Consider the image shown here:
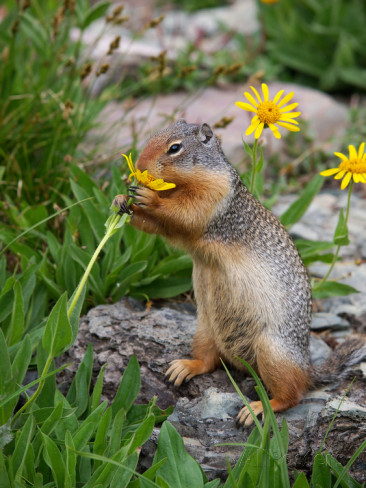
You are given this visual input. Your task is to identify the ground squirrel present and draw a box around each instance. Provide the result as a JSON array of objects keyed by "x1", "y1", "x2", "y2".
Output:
[{"x1": 114, "y1": 119, "x2": 366, "y2": 426}]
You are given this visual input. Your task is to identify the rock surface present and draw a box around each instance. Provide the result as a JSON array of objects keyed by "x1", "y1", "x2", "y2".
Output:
[{"x1": 62, "y1": 294, "x2": 366, "y2": 483}]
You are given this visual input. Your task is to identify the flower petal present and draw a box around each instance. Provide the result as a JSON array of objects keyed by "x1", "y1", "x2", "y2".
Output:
[
  {"x1": 358, "y1": 142, "x2": 365, "y2": 159},
  {"x1": 235, "y1": 101, "x2": 257, "y2": 113},
  {"x1": 244, "y1": 92, "x2": 259, "y2": 107},
  {"x1": 280, "y1": 116, "x2": 299, "y2": 125},
  {"x1": 334, "y1": 170, "x2": 346, "y2": 179},
  {"x1": 353, "y1": 173, "x2": 361, "y2": 183},
  {"x1": 245, "y1": 119, "x2": 261, "y2": 135},
  {"x1": 254, "y1": 122, "x2": 264, "y2": 139},
  {"x1": 320, "y1": 168, "x2": 341, "y2": 176},
  {"x1": 250, "y1": 86, "x2": 262, "y2": 104},
  {"x1": 359, "y1": 174, "x2": 366, "y2": 183},
  {"x1": 341, "y1": 171, "x2": 352, "y2": 190},
  {"x1": 123, "y1": 153, "x2": 135, "y2": 174},
  {"x1": 334, "y1": 151, "x2": 348, "y2": 162},
  {"x1": 276, "y1": 121, "x2": 300, "y2": 132},
  {"x1": 277, "y1": 91, "x2": 294, "y2": 108},
  {"x1": 280, "y1": 111, "x2": 301, "y2": 118},
  {"x1": 268, "y1": 123, "x2": 281, "y2": 139},
  {"x1": 279, "y1": 103, "x2": 299, "y2": 113},
  {"x1": 148, "y1": 179, "x2": 176, "y2": 190},
  {"x1": 261, "y1": 83, "x2": 269, "y2": 101},
  {"x1": 349, "y1": 145, "x2": 357, "y2": 160},
  {"x1": 272, "y1": 89, "x2": 284, "y2": 104}
]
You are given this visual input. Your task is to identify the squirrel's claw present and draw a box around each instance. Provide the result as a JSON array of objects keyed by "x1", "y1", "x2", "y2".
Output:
[
  {"x1": 236, "y1": 401, "x2": 264, "y2": 428},
  {"x1": 112, "y1": 194, "x2": 132, "y2": 215},
  {"x1": 165, "y1": 358, "x2": 212, "y2": 386}
]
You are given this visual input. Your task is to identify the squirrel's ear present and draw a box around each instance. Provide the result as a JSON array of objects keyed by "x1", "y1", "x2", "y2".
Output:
[
  {"x1": 198, "y1": 123, "x2": 214, "y2": 145},
  {"x1": 176, "y1": 118, "x2": 187, "y2": 125}
]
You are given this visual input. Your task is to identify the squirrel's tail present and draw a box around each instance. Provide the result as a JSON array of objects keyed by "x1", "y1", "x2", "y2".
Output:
[{"x1": 311, "y1": 337, "x2": 366, "y2": 387}]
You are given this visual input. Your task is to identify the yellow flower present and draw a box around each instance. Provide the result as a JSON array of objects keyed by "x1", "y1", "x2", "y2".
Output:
[
  {"x1": 261, "y1": 0, "x2": 279, "y2": 3},
  {"x1": 320, "y1": 143, "x2": 366, "y2": 190},
  {"x1": 236, "y1": 83, "x2": 301, "y2": 139},
  {"x1": 123, "y1": 153, "x2": 176, "y2": 191}
]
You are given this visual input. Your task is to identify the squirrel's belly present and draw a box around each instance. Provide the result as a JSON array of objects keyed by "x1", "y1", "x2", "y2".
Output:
[{"x1": 192, "y1": 247, "x2": 311, "y2": 367}]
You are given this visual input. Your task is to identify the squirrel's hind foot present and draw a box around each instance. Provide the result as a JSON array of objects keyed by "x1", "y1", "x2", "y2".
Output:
[
  {"x1": 165, "y1": 359, "x2": 213, "y2": 386},
  {"x1": 236, "y1": 398, "x2": 297, "y2": 428}
]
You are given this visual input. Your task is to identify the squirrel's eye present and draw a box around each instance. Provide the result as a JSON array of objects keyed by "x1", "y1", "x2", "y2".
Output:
[{"x1": 168, "y1": 143, "x2": 182, "y2": 155}]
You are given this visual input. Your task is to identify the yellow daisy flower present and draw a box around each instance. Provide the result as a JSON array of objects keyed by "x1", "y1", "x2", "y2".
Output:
[
  {"x1": 123, "y1": 153, "x2": 176, "y2": 191},
  {"x1": 235, "y1": 83, "x2": 301, "y2": 139},
  {"x1": 320, "y1": 143, "x2": 366, "y2": 190},
  {"x1": 261, "y1": 0, "x2": 279, "y2": 3}
]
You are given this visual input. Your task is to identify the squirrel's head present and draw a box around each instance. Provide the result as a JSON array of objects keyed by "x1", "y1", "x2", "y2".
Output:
[{"x1": 136, "y1": 119, "x2": 227, "y2": 185}]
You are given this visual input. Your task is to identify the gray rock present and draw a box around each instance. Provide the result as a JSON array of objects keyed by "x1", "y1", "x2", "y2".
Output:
[
  {"x1": 310, "y1": 313, "x2": 350, "y2": 331},
  {"x1": 62, "y1": 297, "x2": 366, "y2": 483},
  {"x1": 309, "y1": 335, "x2": 332, "y2": 366}
]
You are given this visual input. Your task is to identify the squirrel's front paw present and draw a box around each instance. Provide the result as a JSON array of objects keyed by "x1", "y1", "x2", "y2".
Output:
[
  {"x1": 112, "y1": 194, "x2": 132, "y2": 215},
  {"x1": 165, "y1": 359, "x2": 211, "y2": 386},
  {"x1": 129, "y1": 186, "x2": 160, "y2": 211}
]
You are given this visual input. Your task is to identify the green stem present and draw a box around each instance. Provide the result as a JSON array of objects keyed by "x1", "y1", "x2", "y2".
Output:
[
  {"x1": 12, "y1": 353, "x2": 54, "y2": 424},
  {"x1": 12, "y1": 211, "x2": 127, "y2": 424},
  {"x1": 315, "y1": 181, "x2": 353, "y2": 289},
  {"x1": 67, "y1": 212, "x2": 127, "y2": 318},
  {"x1": 250, "y1": 139, "x2": 258, "y2": 194}
]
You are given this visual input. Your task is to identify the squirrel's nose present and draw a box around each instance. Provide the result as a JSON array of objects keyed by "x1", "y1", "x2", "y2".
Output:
[{"x1": 135, "y1": 157, "x2": 147, "y2": 172}]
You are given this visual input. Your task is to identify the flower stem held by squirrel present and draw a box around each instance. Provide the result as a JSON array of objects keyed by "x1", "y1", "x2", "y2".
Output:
[{"x1": 12, "y1": 206, "x2": 130, "y2": 424}]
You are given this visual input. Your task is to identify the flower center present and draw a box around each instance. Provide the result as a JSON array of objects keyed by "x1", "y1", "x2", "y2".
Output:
[
  {"x1": 257, "y1": 101, "x2": 281, "y2": 124},
  {"x1": 339, "y1": 158, "x2": 366, "y2": 173}
]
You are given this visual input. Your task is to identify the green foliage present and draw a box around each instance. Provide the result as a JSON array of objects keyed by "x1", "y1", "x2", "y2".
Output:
[
  {"x1": 1, "y1": 345, "x2": 173, "y2": 487},
  {"x1": 0, "y1": 0, "x2": 106, "y2": 210},
  {"x1": 220, "y1": 358, "x2": 364, "y2": 488},
  {"x1": 258, "y1": 0, "x2": 366, "y2": 92}
]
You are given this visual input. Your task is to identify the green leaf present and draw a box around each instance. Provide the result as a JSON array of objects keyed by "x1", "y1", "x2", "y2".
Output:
[
  {"x1": 7, "y1": 281, "x2": 24, "y2": 346},
  {"x1": 129, "y1": 458, "x2": 167, "y2": 488},
  {"x1": 128, "y1": 414, "x2": 155, "y2": 454},
  {"x1": 65, "y1": 431, "x2": 76, "y2": 488},
  {"x1": 13, "y1": 414, "x2": 35, "y2": 481},
  {"x1": 325, "y1": 453, "x2": 362, "y2": 488},
  {"x1": 136, "y1": 277, "x2": 192, "y2": 300},
  {"x1": 109, "y1": 408, "x2": 126, "y2": 457},
  {"x1": 112, "y1": 355, "x2": 141, "y2": 417},
  {"x1": 90, "y1": 363, "x2": 107, "y2": 412},
  {"x1": 310, "y1": 453, "x2": 331, "y2": 488},
  {"x1": 292, "y1": 472, "x2": 309, "y2": 488},
  {"x1": 93, "y1": 407, "x2": 112, "y2": 470},
  {"x1": 155, "y1": 421, "x2": 204, "y2": 488},
  {"x1": 42, "y1": 292, "x2": 72, "y2": 357},
  {"x1": 110, "y1": 452, "x2": 139, "y2": 488},
  {"x1": 67, "y1": 285, "x2": 86, "y2": 344},
  {"x1": 280, "y1": 175, "x2": 323, "y2": 228},
  {"x1": 0, "y1": 288, "x2": 13, "y2": 324},
  {"x1": 151, "y1": 254, "x2": 193, "y2": 276},
  {"x1": 204, "y1": 480, "x2": 221, "y2": 488},
  {"x1": 312, "y1": 281, "x2": 359, "y2": 299},
  {"x1": 42, "y1": 432, "x2": 66, "y2": 488},
  {"x1": 0, "y1": 329, "x2": 12, "y2": 424},
  {"x1": 333, "y1": 209, "x2": 350, "y2": 246},
  {"x1": 66, "y1": 343, "x2": 94, "y2": 417},
  {"x1": 83, "y1": 2, "x2": 110, "y2": 29},
  {"x1": 111, "y1": 261, "x2": 148, "y2": 300},
  {"x1": 72, "y1": 401, "x2": 108, "y2": 451}
]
